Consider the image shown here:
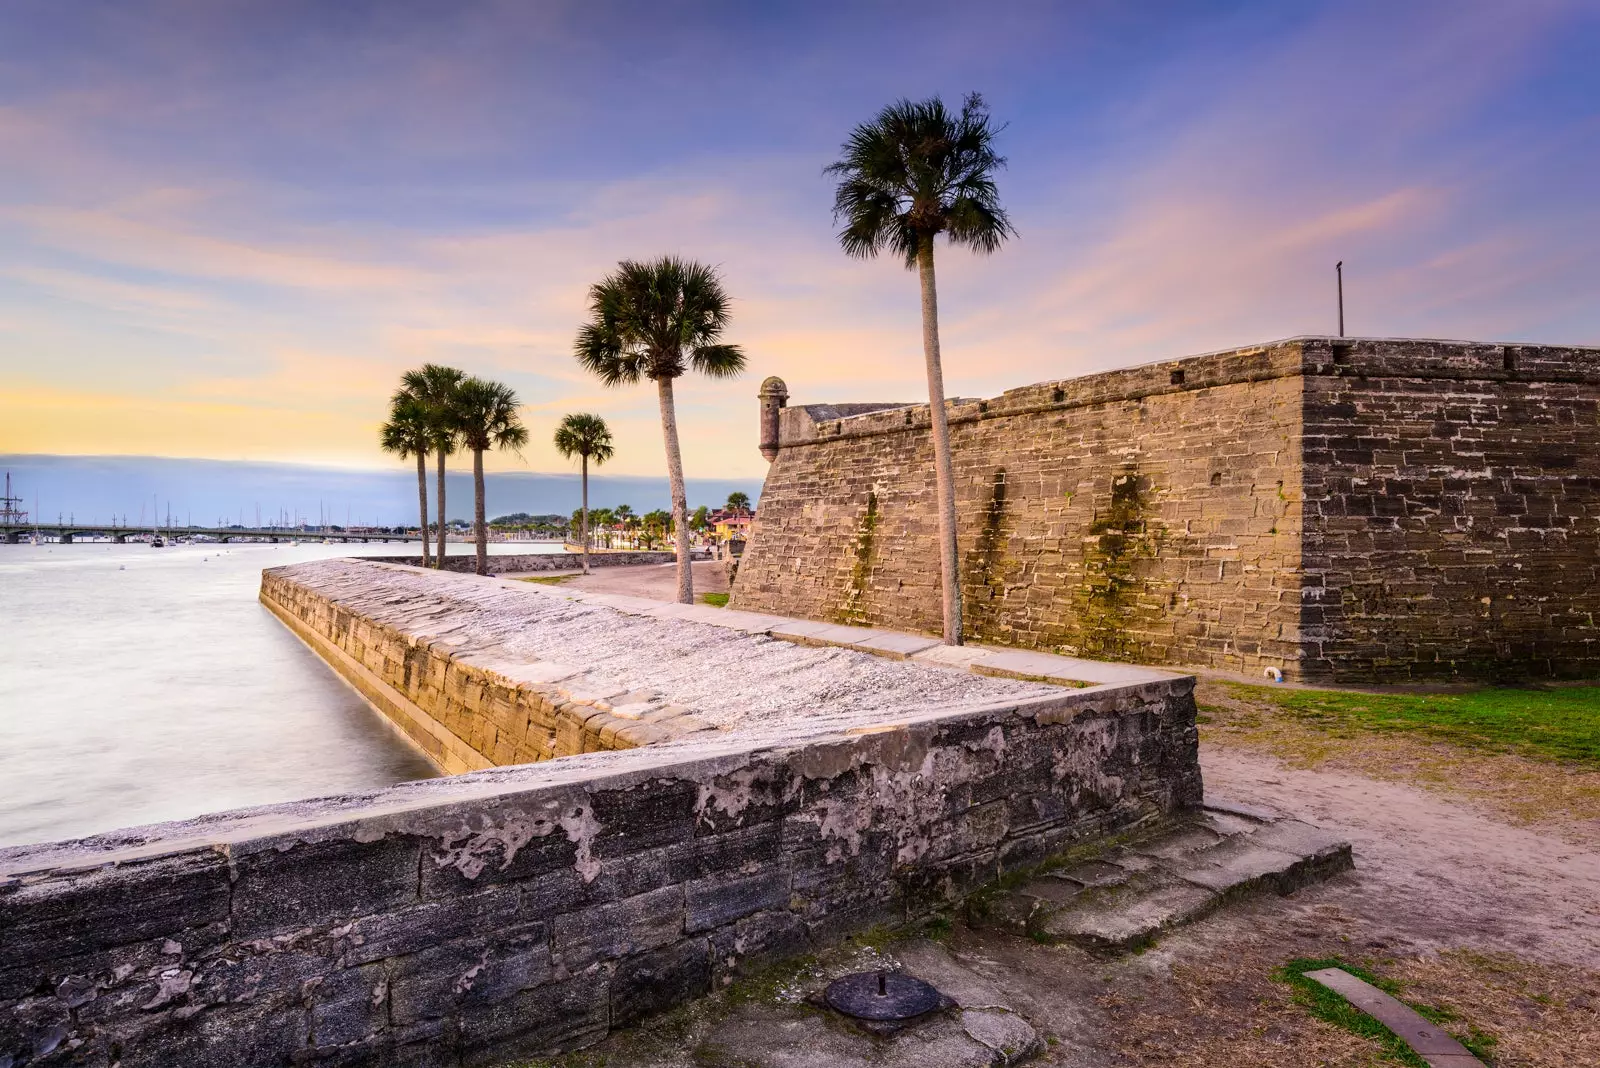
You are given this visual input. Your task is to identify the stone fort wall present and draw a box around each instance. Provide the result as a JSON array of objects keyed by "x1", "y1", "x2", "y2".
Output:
[{"x1": 731, "y1": 337, "x2": 1600, "y2": 681}]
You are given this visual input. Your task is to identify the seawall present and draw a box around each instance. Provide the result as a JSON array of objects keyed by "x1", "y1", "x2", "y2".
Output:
[
  {"x1": 0, "y1": 560, "x2": 1200, "y2": 1067},
  {"x1": 732, "y1": 336, "x2": 1600, "y2": 681}
]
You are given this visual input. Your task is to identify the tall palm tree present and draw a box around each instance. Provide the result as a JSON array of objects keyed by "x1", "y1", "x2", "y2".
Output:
[
  {"x1": 553, "y1": 413, "x2": 615, "y2": 575},
  {"x1": 614, "y1": 504, "x2": 635, "y2": 548},
  {"x1": 401, "y1": 363, "x2": 467, "y2": 568},
  {"x1": 575, "y1": 257, "x2": 746, "y2": 604},
  {"x1": 826, "y1": 92, "x2": 1015, "y2": 645},
  {"x1": 379, "y1": 391, "x2": 433, "y2": 568},
  {"x1": 449, "y1": 376, "x2": 529, "y2": 576}
]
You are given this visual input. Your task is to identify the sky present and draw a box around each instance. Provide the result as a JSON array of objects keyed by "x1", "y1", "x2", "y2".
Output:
[{"x1": 0, "y1": 0, "x2": 1596, "y2": 481}]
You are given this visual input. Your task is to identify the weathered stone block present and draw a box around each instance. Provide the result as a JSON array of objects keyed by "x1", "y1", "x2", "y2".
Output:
[
  {"x1": 0, "y1": 852, "x2": 229, "y2": 973},
  {"x1": 550, "y1": 885, "x2": 684, "y2": 970},
  {"x1": 610, "y1": 937, "x2": 711, "y2": 1028},
  {"x1": 456, "y1": 970, "x2": 608, "y2": 1067},
  {"x1": 685, "y1": 869, "x2": 790, "y2": 934},
  {"x1": 232, "y1": 836, "x2": 421, "y2": 939},
  {"x1": 343, "y1": 886, "x2": 522, "y2": 965}
]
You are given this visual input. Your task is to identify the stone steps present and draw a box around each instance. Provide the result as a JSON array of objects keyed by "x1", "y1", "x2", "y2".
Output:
[{"x1": 971, "y1": 801, "x2": 1353, "y2": 954}]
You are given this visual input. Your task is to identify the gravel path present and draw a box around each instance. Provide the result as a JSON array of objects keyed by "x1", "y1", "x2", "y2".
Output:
[{"x1": 279, "y1": 559, "x2": 1058, "y2": 730}]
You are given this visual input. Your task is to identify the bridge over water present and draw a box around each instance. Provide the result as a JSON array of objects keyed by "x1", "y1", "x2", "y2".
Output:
[{"x1": 1, "y1": 523, "x2": 423, "y2": 545}]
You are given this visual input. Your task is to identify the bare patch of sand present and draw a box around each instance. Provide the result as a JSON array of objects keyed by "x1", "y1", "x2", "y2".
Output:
[{"x1": 1197, "y1": 680, "x2": 1600, "y2": 849}]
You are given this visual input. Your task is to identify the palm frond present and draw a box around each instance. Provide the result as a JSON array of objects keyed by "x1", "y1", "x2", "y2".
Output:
[
  {"x1": 451, "y1": 376, "x2": 528, "y2": 455},
  {"x1": 573, "y1": 256, "x2": 742, "y2": 384},
  {"x1": 553, "y1": 412, "x2": 616, "y2": 465},
  {"x1": 826, "y1": 91, "x2": 1015, "y2": 268},
  {"x1": 379, "y1": 392, "x2": 432, "y2": 460},
  {"x1": 690, "y1": 344, "x2": 746, "y2": 378}
]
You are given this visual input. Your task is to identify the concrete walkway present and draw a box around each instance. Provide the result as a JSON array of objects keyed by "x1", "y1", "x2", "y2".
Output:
[{"x1": 534, "y1": 571, "x2": 1182, "y2": 690}]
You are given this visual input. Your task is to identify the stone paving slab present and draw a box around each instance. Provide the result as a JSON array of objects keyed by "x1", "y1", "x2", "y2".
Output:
[
  {"x1": 974, "y1": 804, "x2": 1353, "y2": 954},
  {"x1": 1304, "y1": 968, "x2": 1486, "y2": 1067}
]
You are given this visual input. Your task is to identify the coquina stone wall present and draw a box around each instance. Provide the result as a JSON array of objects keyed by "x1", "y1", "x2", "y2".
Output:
[
  {"x1": 0, "y1": 649, "x2": 1199, "y2": 1066},
  {"x1": 731, "y1": 337, "x2": 1600, "y2": 682},
  {"x1": 260, "y1": 569, "x2": 718, "y2": 774},
  {"x1": 1299, "y1": 339, "x2": 1600, "y2": 678}
]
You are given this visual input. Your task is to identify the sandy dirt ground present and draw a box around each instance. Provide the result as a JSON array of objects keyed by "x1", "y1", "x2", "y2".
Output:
[
  {"x1": 539, "y1": 739, "x2": 1600, "y2": 1066},
  {"x1": 498, "y1": 567, "x2": 1600, "y2": 1064},
  {"x1": 925, "y1": 742, "x2": 1600, "y2": 1065}
]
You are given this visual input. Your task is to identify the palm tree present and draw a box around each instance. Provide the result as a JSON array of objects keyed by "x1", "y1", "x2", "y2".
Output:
[
  {"x1": 449, "y1": 376, "x2": 529, "y2": 576},
  {"x1": 401, "y1": 363, "x2": 468, "y2": 568},
  {"x1": 826, "y1": 92, "x2": 1016, "y2": 645},
  {"x1": 590, "y1": 506, "x2": 616, "y2": 549},
  {"x1": 553, "y1": 413, "x2": 615, "y2": 575},
  {"x1": 641, "y1": 508, "x2": 672, "y2": 551},
  {"x1": 725, "y1": 491, "x2": 751, "y2": 513},
  {"x1": 379, "y1": 391, "x2": 433, "y2": 568},
  {"x1": 575, "y1": 257, "x2": 746, "y2": 604}
]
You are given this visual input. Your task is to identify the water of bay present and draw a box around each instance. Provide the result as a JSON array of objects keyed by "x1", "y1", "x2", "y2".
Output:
[{"x1": 0, "y1": 540, "x2": 561, "y2": 848}]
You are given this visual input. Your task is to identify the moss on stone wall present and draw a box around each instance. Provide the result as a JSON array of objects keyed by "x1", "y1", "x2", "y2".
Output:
[
  {"x1": 1070, "y1": 469, "x2": 1165, "y2": 660},
  {"x1": 964, "y1": 468, "x2": 1019, "y2": 643},
  {"x1": 837, "y1": 490, "x2": 879, "y2": 625}
]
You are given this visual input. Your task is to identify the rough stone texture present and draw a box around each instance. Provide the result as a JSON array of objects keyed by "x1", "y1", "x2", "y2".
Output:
[
  {"x1": 369, "y1": 550, "x2": 684, "y2": 576},
  {"x1": 732, "y1": 336, "x2": 1600, "y2": 681},
  {"x1": 1298, "y1": 339, "x2": 1600, "y2": 679},
  {"x1": 259, "y1": 560, "x2": 1069, "y2": 774},
  {"x1": 0, "y1": 579, "x2": 1200, "y2": 1066},
  {"x1": 971, "y1": 802, "x2": 1352, "y2": 953}
]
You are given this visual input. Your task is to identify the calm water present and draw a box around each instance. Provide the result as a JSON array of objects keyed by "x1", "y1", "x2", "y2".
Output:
[{"x1": 0, "y1": 540, "x2": 557, "y2": 848}]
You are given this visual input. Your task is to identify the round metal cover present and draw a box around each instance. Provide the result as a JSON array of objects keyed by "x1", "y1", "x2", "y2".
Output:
[{"x1": 823, "y1": 971, "x2": 943, "y2": 1021}]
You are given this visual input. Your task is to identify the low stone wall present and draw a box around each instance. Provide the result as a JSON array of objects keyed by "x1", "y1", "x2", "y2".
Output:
[
  {"x1": 261, "y1": 569, "x2": 718, "y2": 774},
  {"x1": 370, "y1": 550, "x2": 681, "y2": 576},
  {"x1": 0, "y1": 573, "x2": 1200, "y2": 1067}
]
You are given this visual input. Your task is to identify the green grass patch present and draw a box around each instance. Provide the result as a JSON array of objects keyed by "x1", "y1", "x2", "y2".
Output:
[
  {"x1": 700, "y1": 592, "x2": 730, "y2": 607},
  {"x1": 1277, "y1": 958, "x2": 1496, "y2": 1065},
  {"x1": 517, "y1": 574, "x2": 576, "y2": 586},
  {"x1": 1224, "y1": 682, "x2": 1600, "y2": 766}
]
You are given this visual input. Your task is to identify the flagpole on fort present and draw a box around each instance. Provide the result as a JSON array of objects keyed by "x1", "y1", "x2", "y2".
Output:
[{"x1": 1336, "y1": 261, "x2": 1345, "y2": 337}]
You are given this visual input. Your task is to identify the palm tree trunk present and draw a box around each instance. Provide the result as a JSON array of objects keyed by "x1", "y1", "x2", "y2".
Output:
[
  {"x1": 580, "y1": 453, "x2": 591, "y2": 575},
  {"x1": 657, "y1": 376, "x2": 694, "y2": 604},
  {"x1": 473, "y1": 448, "x2": 487, "y2": 576},
  {"x1": 415, "y1": 452, "x2": 431, "y2": 568},
  {"x1": 435, "y1": 451, "x2": 448, "y2": 568},
  {"x1": 918, "y1": 237, "x2": 963, "y2": 645}
]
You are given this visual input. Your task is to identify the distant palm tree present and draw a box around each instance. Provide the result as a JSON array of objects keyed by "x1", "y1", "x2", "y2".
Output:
[
  {"x1": 401, "y1": 363, "x2": 468, "y2": 568},
  {"x1": 614, "y1": 504, "x2": 635, "y2": 547},
  {"x1": 826, "y1": 92, "x2": 1015, "y2": 645},
  {"x1": 450, "y1": 376, "x2": 529, "y2": 576},
  {"x1": 640, "y1": 508, "x2": 672, "y2": 551},
  {"x1": 725, "y1": 491, "x2": 751, "y2": 513},
  {"x1": 575, "y1": 257, "x2": 746, "y2": 603},
  {"x1": 590, "y1": 506, "x2": 617, "y2": 549},
  {"x1": 379, "y1": 391, "x2": 433, "y2": 568},
  {"x1": 553, "y1": 413, "x2": 615, "y2": 575}
]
